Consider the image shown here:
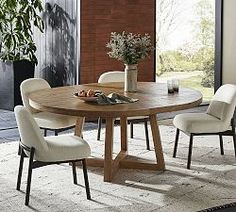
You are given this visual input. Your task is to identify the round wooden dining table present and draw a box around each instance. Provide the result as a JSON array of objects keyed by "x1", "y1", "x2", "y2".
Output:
[{"x1": 29, "y1": 82, "x2": 202, "y2": 182}]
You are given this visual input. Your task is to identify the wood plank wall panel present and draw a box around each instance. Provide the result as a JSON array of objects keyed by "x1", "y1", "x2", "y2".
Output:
[
  {"x1": 80, "y1": 0, "x2": 155, "y2": 84},
  {"x1": 34, "y1": 0, "x2": 77, "y2": 87}
]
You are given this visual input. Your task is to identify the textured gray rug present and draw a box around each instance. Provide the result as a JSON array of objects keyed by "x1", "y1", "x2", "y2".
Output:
[{"x1": 0, "y1": 124, "x2": 235, "y2": 212}]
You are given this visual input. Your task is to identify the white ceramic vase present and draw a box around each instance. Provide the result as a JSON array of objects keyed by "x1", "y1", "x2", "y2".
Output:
[{"x1": 124, "y1": 64, "x2": 138, "y2": 92}]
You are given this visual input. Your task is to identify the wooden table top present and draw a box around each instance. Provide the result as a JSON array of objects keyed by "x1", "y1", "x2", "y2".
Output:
[{"x1": 29, "y1": 82, "x2": 202, "y2": 118}]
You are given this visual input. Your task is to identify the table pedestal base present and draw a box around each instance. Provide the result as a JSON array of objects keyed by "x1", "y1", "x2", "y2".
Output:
[
  {"x1": 85, "y1": 154, "x2": 165, "y2": 171},
  {"x1": 75, "y1": 115, "x2": 165, "y2": 182},
  {"x1": 75, "y1": 153, "x2": 165, "y2": 182}
]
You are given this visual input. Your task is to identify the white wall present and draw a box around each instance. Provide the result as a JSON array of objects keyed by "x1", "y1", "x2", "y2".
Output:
[{"x1": 222, "y1": 0, "x2": 236, "y2": 84}]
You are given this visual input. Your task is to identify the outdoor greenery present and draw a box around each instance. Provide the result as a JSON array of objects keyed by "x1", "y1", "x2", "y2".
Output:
[
  {"x1": 157, "y1": 0, "x2": 215, "y2": 94},
  {"x1": 180, "y1": 74, "x2": 214, "y2": 101},
  {"x1": 157, "y1": 71, "x2": 214, "y2": 101},
  {"x1": 106, "y1": 31, "x2": 154, "y2": 65},
  {"x1": 0, "y1": 0, "x2": 44, "y2": 65},
  {"x1": 158, "y1": 46, "x2": 214, "y2": 88}
]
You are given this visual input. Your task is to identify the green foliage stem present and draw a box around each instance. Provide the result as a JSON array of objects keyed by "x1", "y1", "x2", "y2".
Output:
[{"x1": 106, "y1": 31, "x2": 154, "y2": 65}]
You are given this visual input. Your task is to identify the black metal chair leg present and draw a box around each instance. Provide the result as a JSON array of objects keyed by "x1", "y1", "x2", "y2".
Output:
[
  {"x1": 231, "y1": 118, "x2": 236, "y2": 157},
  {"x1": 82, "y1": 159, "x2": 91, "y2": 200},
  {"x1": 54, "y1": 130, "x2": 58, "y2": 136},
  {"x1": 97, "y1": 118, "x2": 102, "y2": 140},
  {"x1": 219, "y1": 134, "x2": 224, "y2": 155},
  {"x1": 130, "y1": 122, "x2": 134, "y2": 138},
  {"x1": 72, "y1": 162, "x2": 77, "y2": 184},
  {"x1": 16, "y1": 150, "x2": 24, "y2": 190},
  {"x1": 144, "y1": 121, "x2": 150, "y2": 150},
  {"x1": 173, "y1": 129, "x2": 180, "y2": 158},
  {"x1": 233, "y1": 133, "x2": 236, "y2": 158},
  {"x1": 187, "y1": 134, "x2": 194, "y2": 169},
  {"x1": 44, "y1": 129, "x2": 47, "y2": 137},
  {"x1": 18, "y1": 141, "x2": 21, "y2": 156},
  {"x1": 25, "y1": 148, "x2": 35, "y2": 206}
]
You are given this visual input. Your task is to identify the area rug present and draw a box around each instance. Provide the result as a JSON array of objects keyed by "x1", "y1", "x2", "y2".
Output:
[{"x1": 0, "y1": 124, "x2": 235, "y2": 212}]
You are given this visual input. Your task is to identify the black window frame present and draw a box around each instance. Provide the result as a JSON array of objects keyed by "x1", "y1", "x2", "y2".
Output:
[{"x1": 215, "y1": 0, "x2": 223, "y2": 91}]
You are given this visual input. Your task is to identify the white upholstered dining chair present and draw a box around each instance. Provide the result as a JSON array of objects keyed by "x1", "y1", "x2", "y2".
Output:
[
  {"x1": 173, "y1": 84, "x2": 236, "y2": 169},
  {"x1": 20, "y1": 78, "x2": 77, "y2": 136},
  {"x1": 15, "y1": 106, "x2": 91, "y2": 206},
  {"x1": 97, "y1": 71, "x2": 150, "y2": 150}
]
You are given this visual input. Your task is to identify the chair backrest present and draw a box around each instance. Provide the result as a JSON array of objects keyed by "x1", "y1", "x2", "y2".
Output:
[
  {"x1": 20, "y1": 78, "x2": 51, "y2": 113},
  {"x1": 14, "y1": 106, "x2": 48, "y2": 158},
  {"x1": 98, "y1": 71, "x2": 124, "y2": 83},
  {"x1": 207, "y1": 84, "x2": 236, "y2": 126}
]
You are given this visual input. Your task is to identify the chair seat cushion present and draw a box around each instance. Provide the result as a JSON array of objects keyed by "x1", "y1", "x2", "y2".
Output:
[
  {"x1": 173, "y1": 113, "x2": 229, "y2": 134},
  {"x1": 35, "y1": 134, "x2": 91, "y2": 162},
  {"x1": 33, "y1": 112, "x2": 77, "y2": 129}
]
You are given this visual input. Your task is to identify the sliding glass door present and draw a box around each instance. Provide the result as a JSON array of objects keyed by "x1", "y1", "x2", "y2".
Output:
[{"x1": 156, "y1": 0, "x2": 216, "y2": 102}]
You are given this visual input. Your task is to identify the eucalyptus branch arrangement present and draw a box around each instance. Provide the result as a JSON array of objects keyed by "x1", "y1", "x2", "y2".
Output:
[
  {"x1": 0, "y1": 0, "x2": 44, "y2": 65},
  {"x1": 106, "y1": 31, "x2": 154, "y2": 65}
]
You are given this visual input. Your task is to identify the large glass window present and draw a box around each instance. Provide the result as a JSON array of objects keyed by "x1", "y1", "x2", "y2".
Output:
[{"x1": 156, "y1": 0, "x2": 215, "y2": 101}]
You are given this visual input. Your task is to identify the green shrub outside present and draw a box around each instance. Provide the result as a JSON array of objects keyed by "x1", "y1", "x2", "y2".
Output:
[{"x1": 157, "y1": 47, "x2": 214, "y2": 88}]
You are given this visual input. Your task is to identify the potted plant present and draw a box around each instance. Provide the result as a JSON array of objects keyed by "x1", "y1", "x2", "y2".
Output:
[
  {"x1": 106, "y1": 31, "x2": 154, "y2": 92},
  {"x1": 0, "y1": 0, "x2": 44, "y2": 110}
]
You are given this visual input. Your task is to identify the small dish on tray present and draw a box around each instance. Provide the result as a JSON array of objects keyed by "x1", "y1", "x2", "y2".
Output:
[{"x1": 74, "y1": 92, "x2": 98, "y2": 102}]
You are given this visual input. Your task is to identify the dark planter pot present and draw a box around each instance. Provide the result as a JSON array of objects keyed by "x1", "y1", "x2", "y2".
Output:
[{"x1": 0, "y1": 60, "x2": 35, "y2": 111}]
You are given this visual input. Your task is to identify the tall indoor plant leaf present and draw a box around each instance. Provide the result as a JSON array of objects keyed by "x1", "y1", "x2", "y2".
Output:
[{"x1": 0, "y1": 0, "x2": 44, "y2": 65}]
